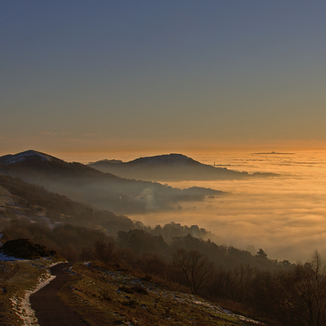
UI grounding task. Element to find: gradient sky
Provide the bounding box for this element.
[2,1,326,157]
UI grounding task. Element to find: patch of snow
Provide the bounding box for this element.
[89,266,267,325]
[11,274,56,326]
[237,314,267,325]
[0,252,23,261]
[65,265,79,275]
[10,262,60,326]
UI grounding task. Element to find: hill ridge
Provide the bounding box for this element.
[0,150,224,214]
[88,153,277,181]
[0,150,56,165]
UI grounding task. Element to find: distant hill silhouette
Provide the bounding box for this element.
[0,150,224,214]
[89,153,277,181]
[253,151,295,155]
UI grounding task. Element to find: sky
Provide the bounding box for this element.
[2,1,326,158]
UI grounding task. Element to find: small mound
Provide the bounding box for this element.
[0,238,53,259]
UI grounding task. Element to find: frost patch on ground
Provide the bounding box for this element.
[97,267,267,325]
[0,252,23,261]
[10,265,58,326]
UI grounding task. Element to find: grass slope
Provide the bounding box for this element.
[1,259,266,325]
[0,258,56,326]
[61,262,266,326]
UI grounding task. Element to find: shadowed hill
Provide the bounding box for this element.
[89,153,277,181]
[0,174,136,234]
[0,151,224,214]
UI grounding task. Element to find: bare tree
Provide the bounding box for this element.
[306,250,326,326]
[95,239,115,263]
[173,248,214,294]
[269,250,326,326]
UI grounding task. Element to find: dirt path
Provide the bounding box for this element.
[30,263,88,326]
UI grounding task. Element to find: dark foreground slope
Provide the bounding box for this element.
[89,153,277,181]
[1,259,266,326]
[0,150,223,214]
[31,261,266,326]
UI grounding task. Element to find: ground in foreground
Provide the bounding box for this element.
[60,262,265,326]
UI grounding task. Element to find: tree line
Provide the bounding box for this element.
[2,219,326,325]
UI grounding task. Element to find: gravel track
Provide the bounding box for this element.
[30,263,88,326]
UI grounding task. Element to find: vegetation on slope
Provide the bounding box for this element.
[2,220,326,325]
[0,238,53,260]
[1,171,326,325]
[59,261,264,326]
[0,174,136,235]
[0,258,56,326]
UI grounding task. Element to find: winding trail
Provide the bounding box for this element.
[30,263,88,326]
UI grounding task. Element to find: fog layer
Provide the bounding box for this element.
[131,151,326,262]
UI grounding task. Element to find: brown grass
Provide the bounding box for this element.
[0,259,266,325]
[0,258,54,326]
[58,261,263,326]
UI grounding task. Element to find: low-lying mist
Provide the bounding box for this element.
[129,151,326,263]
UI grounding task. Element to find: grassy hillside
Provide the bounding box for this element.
[54,261,267,326]
[0,258,267,326]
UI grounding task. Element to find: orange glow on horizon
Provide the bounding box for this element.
[2,137,326,164]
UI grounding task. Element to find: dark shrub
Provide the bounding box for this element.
[0,238,52,259]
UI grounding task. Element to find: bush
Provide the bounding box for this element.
[0,238,52,259]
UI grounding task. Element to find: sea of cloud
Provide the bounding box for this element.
[131,151,326,263]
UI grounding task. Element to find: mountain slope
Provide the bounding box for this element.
[60,262,266,326]
[89,153,276,181]
[0,173,135,234]
[0,150,53,165]
[0,151,224,214]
